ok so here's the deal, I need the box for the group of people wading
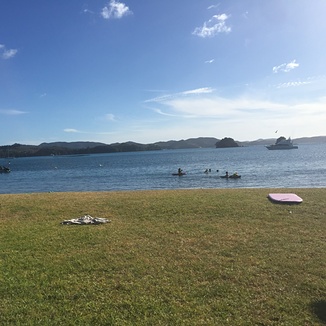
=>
[174,168,240,179]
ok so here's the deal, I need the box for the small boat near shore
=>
[266,137,298,150]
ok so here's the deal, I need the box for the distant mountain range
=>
[0,136,325,158]
[156,136,326,148]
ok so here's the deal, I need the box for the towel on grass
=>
[61,214,110,225]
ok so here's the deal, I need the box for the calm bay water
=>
[1,144,325,194]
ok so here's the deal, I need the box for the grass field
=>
[0,188,325,325]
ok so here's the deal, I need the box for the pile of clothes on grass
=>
[61,214,110,225]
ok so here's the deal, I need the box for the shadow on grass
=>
[311,300,326,324]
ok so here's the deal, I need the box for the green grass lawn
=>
[0,189,325,325]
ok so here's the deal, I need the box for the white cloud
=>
[0,109,26,115]
[273,60,299,73]
[205,59,215,64]
[64,128,80,133]
[0,45,18,59]
[193,14,231,38]
[101,0,132,19]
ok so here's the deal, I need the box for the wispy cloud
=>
[205,59,215,64]
[276,81,311,88]
[274,75,326,89]
[83,8,95,14]
[145,84,326,123]
[193,14,231,38]
[104,113,116,121]
[64,128,114,135]
[163,97,285,118]
[152,108,196,118]
[0,44,18,59]
[182,87,214,95]
[145,87,214,103]
[64,128,116,136]
[64,128,80,133]
[207,4,220,10]
[273,60,299,73]
[101,0,132,19]
[0,109,26,115]
[144,94,174,104]
[169,96,324,120]
[242,11,249,19]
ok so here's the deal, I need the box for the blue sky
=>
[1,0,326,145]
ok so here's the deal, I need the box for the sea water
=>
[0,143,325,194]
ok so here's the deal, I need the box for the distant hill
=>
[38,141,106,149]
[238,138,276,146]
[215,137,239,148]
[0,141,161,158]
[154,137,219,150]
[293,136,326,144]
[1,136,325,158]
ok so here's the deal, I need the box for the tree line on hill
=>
[0,142,161,158]
[0,137,220,158]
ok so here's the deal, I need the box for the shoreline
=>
[1,186,325,196]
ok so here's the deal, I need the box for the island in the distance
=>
[215,137,239,148]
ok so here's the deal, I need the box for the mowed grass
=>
[0,188,325,325]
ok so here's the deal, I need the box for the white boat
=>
[266,137,298,150]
